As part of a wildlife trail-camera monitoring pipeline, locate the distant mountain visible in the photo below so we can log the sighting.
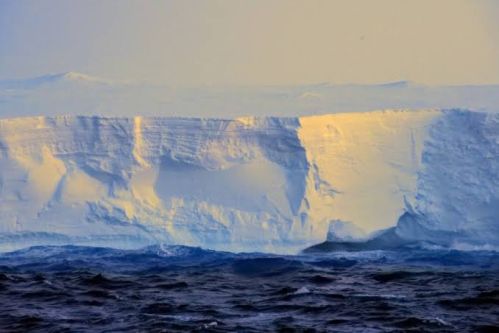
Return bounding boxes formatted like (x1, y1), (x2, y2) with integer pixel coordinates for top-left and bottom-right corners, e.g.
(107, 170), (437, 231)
(0, 71), (117, 89)
(0, 71), (498, 118)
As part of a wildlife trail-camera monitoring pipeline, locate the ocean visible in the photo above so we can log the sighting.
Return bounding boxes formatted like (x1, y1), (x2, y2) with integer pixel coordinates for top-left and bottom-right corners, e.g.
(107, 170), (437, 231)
(0, 245), (498, 332)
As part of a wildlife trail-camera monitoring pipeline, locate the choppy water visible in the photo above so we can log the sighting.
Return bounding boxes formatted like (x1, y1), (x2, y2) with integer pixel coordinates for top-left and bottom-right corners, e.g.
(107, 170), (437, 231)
(0, 245), (498, 332)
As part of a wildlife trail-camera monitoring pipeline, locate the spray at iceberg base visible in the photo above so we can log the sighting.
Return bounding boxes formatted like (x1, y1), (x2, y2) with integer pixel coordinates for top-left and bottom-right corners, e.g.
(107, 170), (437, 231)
(0, 109), (498, 253)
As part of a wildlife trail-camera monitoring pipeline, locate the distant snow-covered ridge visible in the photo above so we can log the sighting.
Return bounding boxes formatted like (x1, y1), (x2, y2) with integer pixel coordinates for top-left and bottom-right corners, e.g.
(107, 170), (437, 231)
(0, 109), (498, 253)
(2, 72), (499, 118)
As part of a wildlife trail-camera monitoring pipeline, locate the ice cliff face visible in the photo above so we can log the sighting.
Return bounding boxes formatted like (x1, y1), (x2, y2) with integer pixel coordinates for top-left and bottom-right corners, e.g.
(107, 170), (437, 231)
(396, 111), (499, 249)
(0, 110), (498, 253)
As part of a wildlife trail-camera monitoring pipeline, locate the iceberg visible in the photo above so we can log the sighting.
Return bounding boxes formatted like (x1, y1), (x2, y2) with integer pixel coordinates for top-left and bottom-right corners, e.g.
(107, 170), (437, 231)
(0, 109), (498, 253)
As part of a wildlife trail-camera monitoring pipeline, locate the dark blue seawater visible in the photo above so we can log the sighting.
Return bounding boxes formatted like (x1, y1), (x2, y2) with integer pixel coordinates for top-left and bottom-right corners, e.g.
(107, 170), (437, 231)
(0, 245), (498, 332)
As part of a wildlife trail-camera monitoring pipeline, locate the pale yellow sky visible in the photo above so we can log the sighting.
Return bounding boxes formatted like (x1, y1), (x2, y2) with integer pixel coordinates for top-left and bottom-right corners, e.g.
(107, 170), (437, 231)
(1, 0), (498, 85)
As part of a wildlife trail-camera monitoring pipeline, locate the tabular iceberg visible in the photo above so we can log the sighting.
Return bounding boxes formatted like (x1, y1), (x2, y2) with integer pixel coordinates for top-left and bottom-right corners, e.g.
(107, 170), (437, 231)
(0, 109), (497, 253)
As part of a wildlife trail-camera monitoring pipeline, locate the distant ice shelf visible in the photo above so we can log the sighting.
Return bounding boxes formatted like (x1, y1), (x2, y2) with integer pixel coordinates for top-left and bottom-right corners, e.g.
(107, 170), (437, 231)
(1, 109), (498, 253)
(1, 71), (499, 119)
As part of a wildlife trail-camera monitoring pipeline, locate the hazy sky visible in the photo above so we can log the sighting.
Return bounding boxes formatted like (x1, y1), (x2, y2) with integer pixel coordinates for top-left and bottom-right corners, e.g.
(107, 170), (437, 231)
(1, 0), (498, 85)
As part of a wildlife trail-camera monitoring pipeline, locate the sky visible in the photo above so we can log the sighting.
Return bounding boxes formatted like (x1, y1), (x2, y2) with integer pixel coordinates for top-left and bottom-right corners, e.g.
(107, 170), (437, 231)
(0, 0), (498, 86)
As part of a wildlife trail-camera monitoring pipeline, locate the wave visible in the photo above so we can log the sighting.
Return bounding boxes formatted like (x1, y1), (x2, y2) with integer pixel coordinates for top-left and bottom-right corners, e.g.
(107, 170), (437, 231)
(1, 245), (498, 331)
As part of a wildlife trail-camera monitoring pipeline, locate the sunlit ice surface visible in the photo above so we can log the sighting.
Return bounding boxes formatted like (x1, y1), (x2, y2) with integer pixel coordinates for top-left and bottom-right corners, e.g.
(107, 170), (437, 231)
(1, 109), (499, 253)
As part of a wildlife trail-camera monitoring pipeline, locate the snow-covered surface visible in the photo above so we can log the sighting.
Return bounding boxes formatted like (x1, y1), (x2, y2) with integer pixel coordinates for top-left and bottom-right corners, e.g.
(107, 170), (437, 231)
(1, 73), (499, 253)
(0, 108), (498, 253)
(1, 72), (499, 119)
